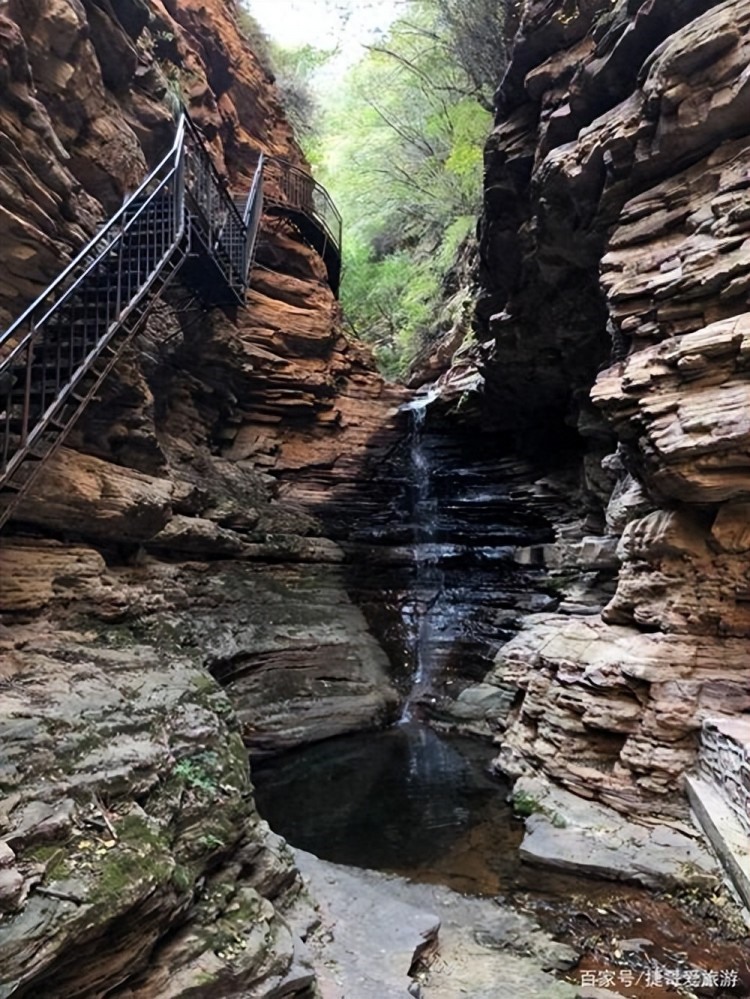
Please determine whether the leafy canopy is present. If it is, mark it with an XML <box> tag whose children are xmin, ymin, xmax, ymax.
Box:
<box><xmin>239</xmin><ymin>0</ymin><xmax>512</xmax><ymax>376</ymax></box>
<box><xmin>313</xmin><ymin>0</ymin><xmax>510</xmax><ymax>374</ymax></box>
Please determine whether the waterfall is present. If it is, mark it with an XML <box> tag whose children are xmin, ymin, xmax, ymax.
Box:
<box><xmin>400</xmin><ymin>390</ymin><xmax>443</xmax><ymax>722</ymax></box>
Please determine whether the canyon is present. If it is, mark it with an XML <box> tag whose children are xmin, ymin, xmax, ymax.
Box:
<box><xmin>455</xmin><ymin>0</ymin><xmax>750</xmax><ymax>826</ymax></box>
<box><xmin>0</xmin><ymin>0</ymin><xmax>749</xmax><ymax>996</ymax></box>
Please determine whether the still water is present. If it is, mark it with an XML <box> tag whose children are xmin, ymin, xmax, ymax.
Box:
<box><xmin>253</xmin><ymin>722</ymin><xmax>521</xmax><ymax>890</ymax></box>
<box><xmin>253</xmin><ymin>723</ymin><xmax>750</xmax><ymax>998</ymax></box>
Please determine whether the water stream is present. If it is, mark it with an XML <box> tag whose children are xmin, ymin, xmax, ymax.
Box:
<box><xmin>253</xmin><ymin>399</ymin><xmax>750</xmax><ymax>998</ymax></box>
<box><xmin>400</xmin><ymin>393</ymin><xmax>443</xmax><ymax>721</ymax></box>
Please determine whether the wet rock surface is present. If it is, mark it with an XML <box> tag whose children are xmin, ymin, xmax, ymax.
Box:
<box><xmin>3</xmin><ymin>0</ymin><xmax>750</xmax><ymax>994</ymax></box>
<box><xmin>256</xmin><ymin>725</ymin><xmax>750</xmax><ymax>997</ymax></box>
<box><xmin>294</xmin><ymin>841</ymin><xmax>749</xmax><ymax>998</ymax></box>
<box><xmin>340</xmin><ymin>409</ymin><xmax>564</xmax><ymax>721</ymax></box>
<box><xmin>294</xmin><ymin>849</ymin><xmax>581</xmax><ymax>999</ymax></box>
<box><xmin>407</xmin><ymin>0</ymin><xmax>750</xmax><ymax>820</ymax></box>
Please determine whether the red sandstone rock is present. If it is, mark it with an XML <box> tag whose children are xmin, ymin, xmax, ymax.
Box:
<box><xmin>0</xmin><ymin>0</ymin><xmax>402</xmax><ymax>995</ymax></box>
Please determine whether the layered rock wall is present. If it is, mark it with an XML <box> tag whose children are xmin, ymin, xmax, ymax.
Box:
<box><xmin>468</xmin><ymin>0</ymin><xmax>750</xmax><ymax>817</ymax></box>
<box><xmin>0</xmin><ymin>0</ymin><xmax>401</xmax><ymax>994</ymax></box>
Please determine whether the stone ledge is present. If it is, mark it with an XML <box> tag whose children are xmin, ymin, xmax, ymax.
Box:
<box><xmin>513</xmin><ymin>775</ymin><xmax>719</xmax><ymax>890</ymax></box>
<box><xmin>686</xmin><ymin>774</ymin><xmax>750</xmax><ymax>912</ymax></box>
<box><xmin>293</xmin><ymin>848</ymin><xmax>580</xmax><ymax>999</ymax></box>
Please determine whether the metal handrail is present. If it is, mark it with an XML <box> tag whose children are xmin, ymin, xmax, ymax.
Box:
<box><xmin>243</xmin><ymin>153</ymin><xmax>265</xmax><ymax>273</ymax></box>
<box><xmin>262</xmin><ymin>156</ymin><xmax>342</xmax><ymax>258</ymax></box>
<box><xmin>0</xmin><ymin>118</ymin><xmax>187</xmax><ymax>356</ymax></box>
<box><xmin>0</xmin><ymin>126</ymin><xmax>188</xmax><ymax>483</ymax></box>
<box><xmin>247</xmin><ymin>156</ymin><xmax>342</xmax><ymax>256</ymax></box>
<box><xmin>182</xmin><ymin>115</ymin><xmax>249</xmax><ymax>296</ymax></box>
<box><xmin>0</xmin><ymin>111</ymin><xmax>265</xmax><ymax>494</ymax></box>
<box><xmin>0</xmin><ymin>111</ymin><xmax>342</xmax><ymax>517</ymax></box>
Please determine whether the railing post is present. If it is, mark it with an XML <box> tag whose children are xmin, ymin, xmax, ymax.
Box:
<box><xmin>242</xmin><ymin>155</ymin><xmax>264</xmax><ymax>293</ymax></box>
<box><xmin>115</xmin><ymin>219</ymin><xmax>124</xmax><ymax>318</ymax></box>
<box><xmin>20</xmin><ymin>320</ymin><xmax>34</xmax><ymax>447</ymax></box>
<box><xmin>176</xmin><ymin>128</ymin><xmax>186</xmax><ymax>234</ymax></box>
<box><xmin>0</xmin><ymin>371</ymin><xmax>10</xmax><ymax>473</ymax></box>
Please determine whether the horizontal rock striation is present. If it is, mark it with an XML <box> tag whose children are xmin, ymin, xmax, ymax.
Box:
<box><xmin>0</xmin><ymin>623</ymin><xmax>313</xmax><ymax>999</ymax></box>
<box><xmin>489</xmin><ymin>614</ymin><xmax>750</xmax><ymax>815</ymax></box>
<box><xmin>0</xmin><ymin>0</ymin><xmax>402</xmax><ymax>995</ymax></box>
<box><xmin>462</xmin><ymin>0</ymin><xmax>750</xmax><ymax>816</ymax></box>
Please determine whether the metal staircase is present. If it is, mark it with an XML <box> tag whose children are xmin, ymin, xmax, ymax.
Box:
<box><xmin>0</xmin><ymin>113</ymin><xmax>340</xmax><ymax>532</ymax></box>
<box><xmin>261</xmin><ymin>157</ymin><xmax>342</xmax><ymax>295</ymax></box>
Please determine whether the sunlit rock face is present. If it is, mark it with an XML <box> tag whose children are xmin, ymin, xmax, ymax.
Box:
<box><xmin>465</xmin><ymin>0</ymin><xmax>750</xmax><ymax>816</ymax></box>
<box><xmin>0</xmin><ymin>0</ymin><xmax>295</xmax><ymax>330</ymax></box>
<box><xmin>0</xmin><ymin>0</ymin><xmax>402</xmax><ymax>994</ymax></box>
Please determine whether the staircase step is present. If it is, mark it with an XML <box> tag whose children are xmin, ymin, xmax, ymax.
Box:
<box><xmin>3</xmin><ymin>416</ymin><xmax>68</xmax><ymax>435</ymax></box>
<box><xmin>0</xmin><ymin>129</ymin><xmax>264</xmax><ymax>510</ymax></box>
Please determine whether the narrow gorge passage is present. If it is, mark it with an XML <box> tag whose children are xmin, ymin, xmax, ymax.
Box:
<box><xmin>254</xmin><ymin>398</ymin><xmax>750</xmax><ymax>997</ymax></box>
<box><xmin>1</xmin><ymin>0</ymin><xmax>750</xmax><ymax>996</ymax></box>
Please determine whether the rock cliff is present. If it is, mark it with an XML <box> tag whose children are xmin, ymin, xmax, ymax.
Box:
<box><xmin>0</xmin><ymin>0</ymin><xmax>401</xmax><ymax>994</ymax></box>
<box><xmin>453</xmin><ymin>0</ymin><xmax>750</xmax><ymax>819</ymax></box>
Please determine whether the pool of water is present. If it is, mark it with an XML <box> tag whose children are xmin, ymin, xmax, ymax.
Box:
<box><xmin>253</xmin><ymin>722</ymin><xmax>521</xmax><ymax>887</ymax></box>
<box><xmin>253</xmin><ymin>724</ymin><xmax>750</xmax><ymax>998</ymax></box>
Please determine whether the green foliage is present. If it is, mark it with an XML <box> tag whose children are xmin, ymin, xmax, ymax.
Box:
<box><xmin>269</xmin><ymin>43</ymin><xmax>335</xmax><ymax>140</ymax></box>
<box><xmin>235</xmin><ymin>0</ymin><xmax>512</xmax><ymax>376</ymax></box>
<box><xmin>237</xmin><ymin>4</ymin><xmax>333</xmax><ymax>139</ymax></box>
<box><xmin>313</xmin><ymin>1</ymin><xmax>501</xmax><ymax>375</ymax></box>
<box><xmin>171</xmin><ymin>864</ymin><xmax>194</xmax><ymax>892</ymax></box>
<box><xmin>236</xmin><ymin>3</ymin><xmax>275</xmax><ymax>74</ymax></box>
<box><xmin>512</xmin><ymin>789</ymin><xmax>567</xmax><ymax>828</ymax></box>
<box><xmin>424</xmin><ymin>0</ymin><xmax>516</xmax><ymax>111</ymax></box>
<box><xmin>173</xmin><ymin>753</ymin><xmax>221</xmax><ymax>795</ymax></box>
<box><xmin>197</xmin><ymin>832</ymin><xmax>226</xmax><ymax>852</ymax></box>
<box><xmin>512</xmin><ymin>790</ymin><xmax>543</xmax><ymax>818</ymax></box>
<box><xmin>342</xmin><ymin>246</ymin><xmax>440</xmax><ymax>376</ymax></box>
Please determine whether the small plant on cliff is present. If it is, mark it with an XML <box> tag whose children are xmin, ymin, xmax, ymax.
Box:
<box><xmin>236</xmin><ymin>3</ymin><xmax>275</xmax><ymax>74</ymax></box>
<box><xmin>197</xmin><ymin>832</ymin><xmax>226</xmax><ymax>852</ymax></box>
<box><xmin>173</xmin><ymin>753</ymin><xmax>221</xmax><ymax>795</ymax></box>
<box><xmin>512</xmin><ymin>789</ymin><xmax>543</xmax><ymax>818</ymax></box>
<box><xmin>512</xmin><ymin>789</ymin><xmax>567</xmax><ymax>828</ymax></box>
<box><xmin>237</xmin><ymin>3</ymin><xmax>332</xmax><ymax>138</ymax></box>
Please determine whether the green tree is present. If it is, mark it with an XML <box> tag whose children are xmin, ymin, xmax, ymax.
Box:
<box><xmin>314</xmin><ymin>0</ymin><xmax>507</xmax><ymax>373</ymax></box>
<box><xmin>236</xmin><ymin>4</ymin><xmax>333</xmax><ymax>141</ymax></box>
<box><xmin>236</xmin><ymin>3</ymin><xmax>275</xmax><ymax>74</ymax></box>
<box><xmin>269</xmin><ymin>43</ymin><xmax>335</xmax><ymax>141</ymax></box>
<box><xmin>235</xmin><ymin>0</ymin><xmax>513</xmax><ymax>376</ymax></box>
